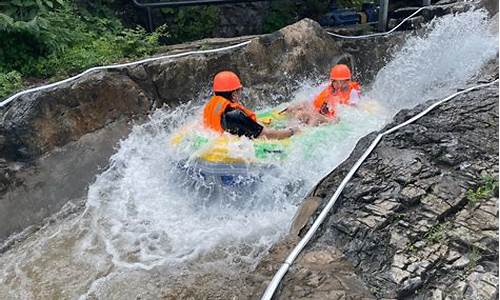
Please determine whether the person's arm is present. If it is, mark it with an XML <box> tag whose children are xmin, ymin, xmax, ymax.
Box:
<box><xmin>349</xmin><ymin>88</ymin><xmax>361</xmax><ymax>105</ymax></box>
<box><xmin>259</xmin><ymin>127</ymin><xmax>296</xmax><ymax>139</ymax></box>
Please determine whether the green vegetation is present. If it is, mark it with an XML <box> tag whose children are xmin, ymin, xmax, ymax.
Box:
<box><xmin>0</xmin><ymin>71</ymin><xmax>23</xmax><ymax>99</ymax></box>
<box><xmin>263</xmin><ymin>0</ymin><xmax>330</xmax><ymax>33</ymax></box>
<box><xmin>160</xmin><ymin>6</ymin><xmax>219</xmax><ymax>44</ymax></box>
<box><xmin>407</xmin><ymin>242</ymin><xmax>418</xmax><ymax>254</ymax></box>
<box><xmin>423</xmin><ymin>222</ymin><xmax>447</xmax><ymax>244</ymax></box>
<box><xmin>467</xmin><ymin>246</ymin><xmax>481</xmax><ymax>269</ymax></box>
<box><xmin>263</xmin><ymin>0</ymin><xmax>299</xmax><ymax>33</ymax></box>
<box><xmin>466</xmin><ymin>175</ymin><xmax>498</xmax><ymax>208</ymax></box>
<box><xmin>459</xmin><ymin>245</ymin><xmax>481</xmax><ymax>279</ymax></box>
<box><xmin>0</xmin><ymin>0</ymin><xmax>167</xmax><ymax>99</ymax></box>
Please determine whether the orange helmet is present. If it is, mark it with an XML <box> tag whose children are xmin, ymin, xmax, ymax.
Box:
<box><xmin>213</xmin><ymin>71</ymin><xmax>243</xmax><ymax>92</ymax></box>
<box><xmin>330</xmin><ymin>64</ymin><xmax>352</xmax><ymax>80</ymax></box>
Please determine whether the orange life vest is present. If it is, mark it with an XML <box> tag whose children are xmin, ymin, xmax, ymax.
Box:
<box><xmin>312</xmin><ymin>81</ymin><xmax>360</xmax><ymax>118</ymax></box>
<box><xmin>203</xmin><ymin>95</ymin><xmax>257</xmax><ymax>133</ymax></box>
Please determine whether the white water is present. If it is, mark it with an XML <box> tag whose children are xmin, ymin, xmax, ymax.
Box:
<box><xmin>369</xmin><ymin>9</ymin><xmax>499</xmax><ymax>112</ymax></box>
<box><xmin>0</xmin><ymin>9</ymin><xmax>497</xmax><ymax>299</ymax></box>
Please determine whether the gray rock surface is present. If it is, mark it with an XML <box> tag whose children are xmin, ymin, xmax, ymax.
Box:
<box><xmin>270</xmin><ymin>68</ymin><xmax>499</xmax><ymax>298</ymax></box>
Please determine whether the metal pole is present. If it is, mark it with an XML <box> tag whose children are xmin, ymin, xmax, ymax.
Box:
<box><xmin>147</xmin><ymin>7</ymin><xmax>153</xmax><ymax>32</ymax></box>
<box><xmin>378</xmin><ymin>0</ymin><xmax>389</xmax><ymax>32</ymax></box>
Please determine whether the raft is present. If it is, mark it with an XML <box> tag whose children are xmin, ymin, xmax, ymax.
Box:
<box><xmin>171</xmin><ymin>107</ymin><xmax>350</xmax><ymax>187</ymax></box>
<box><xmin>171</xmin><ymin>108</ymin><xmax>290</xmax><ymax>161</ymax></box>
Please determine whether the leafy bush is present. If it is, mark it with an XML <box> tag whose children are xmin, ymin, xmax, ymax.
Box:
<box><xmin>337</xmin><ymin>0</ymin><xmax>366</xmax><ymax>9</ymax></box>
<box><xmin>0</xmin><ymin>0</ymin><xmax>65</xmax><ymax>22</ymax></box>
<box><xmin>33</xmin><ymin>25</ymin><xmax>166</xmax><ymax>78</ymax></box>
<box><xmin>263</xmin><ymin>0</ymin><xmax>298</xmax><ymax>33</ymax></box>
<box><xmin>0</xmin><ymin>0</ymin><xmax>167</xmax><ymax>99</ymax></box>
<box><xmin>263</xmin><ymin>0</ymin><xmax>330</xmax><ymax>33</ymax></box>
<box><xmin>0</xmin><ymin>71</ymin><xmax>23</xmax><ymax>100</ymax></box>
<box><xmin>160</xmin><ymin>6</ymin><xmax>219</xmax><ymax>44</ymax></box>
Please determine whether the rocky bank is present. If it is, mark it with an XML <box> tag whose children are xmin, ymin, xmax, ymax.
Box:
<box><xmin>263</xmin><ymin>64</ymin><xmax>499</xmax><ymax>299</ymax></box>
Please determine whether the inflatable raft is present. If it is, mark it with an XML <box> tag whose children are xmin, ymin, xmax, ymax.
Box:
<box><xmin>171</xmin><ymin>107</ymin><xmax>351</xmax><ymax>187</ymax></box>
<box><xmin>170</xmin><ymin>109</ymin><xmax>289</xmax><ymax>186</ymax></box>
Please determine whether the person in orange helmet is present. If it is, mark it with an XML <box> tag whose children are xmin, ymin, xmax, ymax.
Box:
<box><xmin>285</xmin><ymin>64</ymin><xmax>361</xmax><ymax>125</ymax></box>
<box><xmin>203</xmin><ymin>71</ymin><xmax>298</xmax><ymax>139</ymax></box>
<box><xmin>312</xmin><ymin>64</ymin><xmax>361</xmax><ymax>118</ymax></box>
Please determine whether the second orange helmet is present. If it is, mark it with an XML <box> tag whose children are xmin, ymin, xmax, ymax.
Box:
<box><xmin>330</xmin><ymin>64</ymin><xmax>352</xmax><ymax>81</ymax></box>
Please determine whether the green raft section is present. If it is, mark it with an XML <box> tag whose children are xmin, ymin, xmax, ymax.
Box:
<box><xmin>176</xmin><ymin>108</ymin><xmax>350</xmax><ymax>163</ymax></box>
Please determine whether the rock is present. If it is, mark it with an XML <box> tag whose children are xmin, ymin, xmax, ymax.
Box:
<box><xmin>289</xmin><ymin>196</ymin><xmax>321</xmax><ymax>236</ymax></box>
<box><xmin>464</xmin><ymin>272</ymin><xmax>499</xmax><ymax>299</ymax></box>
<box><xmin>480</xmin><ymin>0</ymin><xmax>499</xmax><ymax>15</ymax></box>
<box><xmin>392</xmin><ymin>253</ymin><xmax>408</xmax><ymax>269</ymax></box>
<box><xmin>388</xmin><ymin>2</ymin><xmax>473</xmax><ymax>30</ymax></box>
<box><xmin>284</xmin><ymin>76</ymin><xmax>499</xmax><ymax>298</ymax></box>
<box><xmin>358</xmin><ymin>215</ymin><xmax>387</xmax><ymax>228</ymax></box>
<box><xmin>391</xmin><ymin>267</ymin><xmax>411</xmax><ymax>284</ymax></box>
<box><xmin>275</xmin><ymin>246</ymin><xmax>376</xmax><ymax>299</ymax></box>
<box><xmin>399</xmin><ymin>276</ymin><xmax>423</xmax><ymax>296</ymax></box>
<box><xmin>430</xmin><ymin>289</ymin><xmax>444</xmax><ymax>300</ymax></box>
<box><xmin>400</xmin><ymin>185</ymin><xmax>426</xmax><ymax>201</ymax></box>
<box><xmin>451</xmin><ymin>256</ymin><xmax>470</xmax><ymax>269</ymax></box>
<box><xmin>365</xmin><ymin>199</ymin><xmax>400</xmax><ymax>216</ymax></box>
<box><xmin>446</xmin><ymin>249</ymin><xmax>462</xmax><ymax>263</ymax></box>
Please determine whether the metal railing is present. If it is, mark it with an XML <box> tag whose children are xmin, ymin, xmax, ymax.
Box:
<box><xmin>131</xmin><ymin>0</ymin><xmax>271</xmax><ymax>31</ymax></box>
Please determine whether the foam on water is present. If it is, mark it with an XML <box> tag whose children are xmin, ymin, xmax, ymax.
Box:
<box><xmin>0</xmin><ymin>8</ymin><xmax>497</xmax><ymax>299</ymax></box>
<box><xmin>369</xmin><ymin>9</ymin><xmax>498</xmax><ymax>112</ymax></box>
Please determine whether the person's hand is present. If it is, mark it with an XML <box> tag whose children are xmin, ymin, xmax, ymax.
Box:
<box><xmin>288</xmin><ymin>127</ymin><xmax>301</xmax><ymax>136</ymax></box>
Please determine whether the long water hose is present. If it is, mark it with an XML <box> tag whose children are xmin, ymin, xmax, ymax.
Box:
<box><xmin>327</xmin><ymin>6</ymin><xmax>429</xmax><ymax>39</ymax></box>
<box><xmin>0</xmin><ymin>41</ymin><xmax>252</xmax><ymax>108</ymax></box>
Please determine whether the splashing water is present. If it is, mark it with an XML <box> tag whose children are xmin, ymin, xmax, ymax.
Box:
<box><xmin>369</xmin><ymin>9</ymin><xmax>499</xmax><ymax>112</ymax></box>
<box><xmin>83</xmin><ymin>93</ymin><xmax>386</xmax><ymax>271</ymax></box>
<box><xmin>0</xmin><ymin>9</ymin><xmax>497</xmax><ymax>299</ymax></box>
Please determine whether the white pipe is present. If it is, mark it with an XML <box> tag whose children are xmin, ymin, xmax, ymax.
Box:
<box><xmin>0</xmin><ymin>40</ymin><xmax>252</xmax><ymax>108</ymax></box>
<box><xmin>261</xmin><ymin>79</ymin><xmax>499</xmax><ymax>300</ymax></box>
<box><xmin>327</xmin><ymin>6</ymin><xmax>428</xmax><ymax>39</ymax></box>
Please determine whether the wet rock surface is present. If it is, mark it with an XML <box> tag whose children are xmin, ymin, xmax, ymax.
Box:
<box><xmin>273</xmin><ymin>75</ymin><xmax>499</xmax><ymax>298</ymax></box>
